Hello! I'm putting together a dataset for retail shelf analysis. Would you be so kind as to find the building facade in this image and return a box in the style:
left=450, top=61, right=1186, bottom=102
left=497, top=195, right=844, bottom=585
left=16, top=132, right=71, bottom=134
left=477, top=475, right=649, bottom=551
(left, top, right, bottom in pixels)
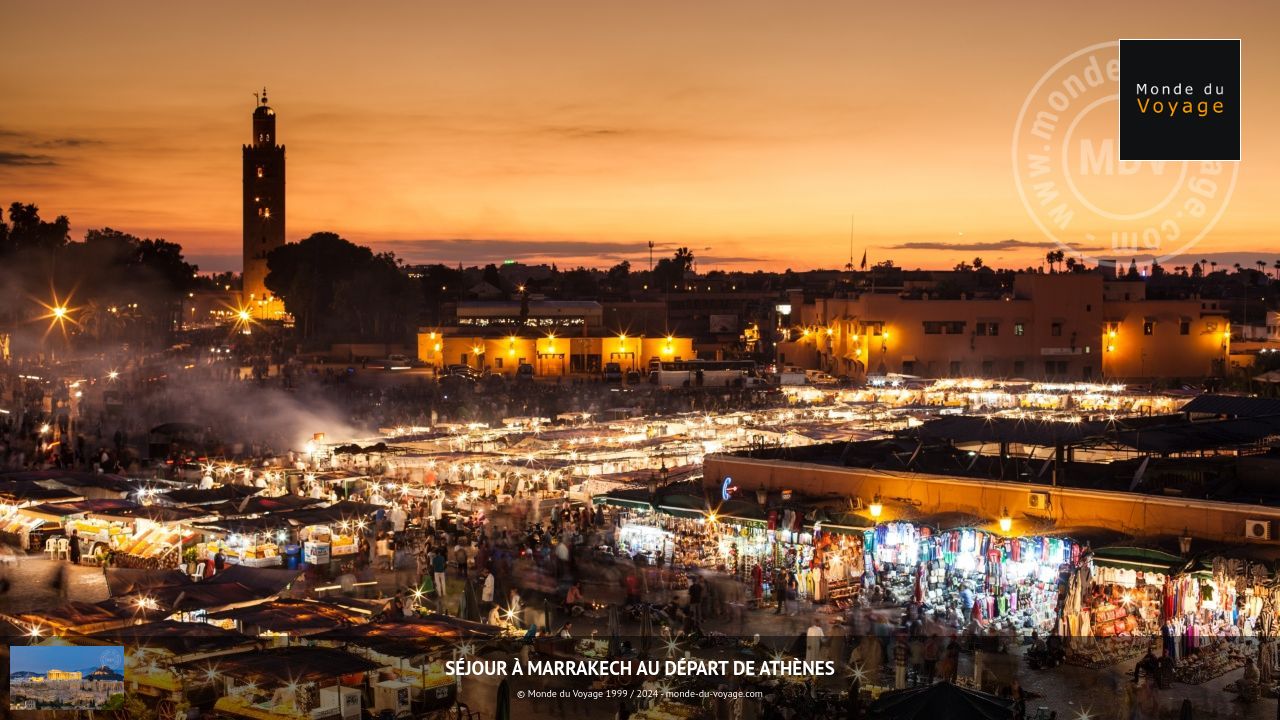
left=242, top=88, right=287, bottom=319
left=778, top=273, right=1229, bottom=381
left=419, top=300, right=694, bottom=376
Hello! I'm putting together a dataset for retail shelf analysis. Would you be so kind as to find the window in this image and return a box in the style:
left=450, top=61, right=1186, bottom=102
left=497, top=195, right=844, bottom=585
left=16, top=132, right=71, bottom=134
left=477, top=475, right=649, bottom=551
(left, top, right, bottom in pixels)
left=1051, top=322, right=1063, bottom=337
left=1143, top=321, right=1154, bottom=336
left=460, top=353, right=469, bottom=365
left=975, top=322, right=999, bottom=337
left=1082, top=365, right=1094, bottom=380
left=901, top=361, right=916, bottom=375
left=949, top=360, right=961, bottom=375
left=1179, top=319, right=1190, bottom=335
left=494, top=358, right=504, bottom=369
left=1085, top=304, right=1092, bottom=312
left=924, top=321, right=966, bottom=334
left=1014, top=323, right=1025, bottom=336
left=981, top=360, right=994, bottom=376
left=256, top=166, right=264, bottom=178
left=1013, top=360, right=1025, bottom=376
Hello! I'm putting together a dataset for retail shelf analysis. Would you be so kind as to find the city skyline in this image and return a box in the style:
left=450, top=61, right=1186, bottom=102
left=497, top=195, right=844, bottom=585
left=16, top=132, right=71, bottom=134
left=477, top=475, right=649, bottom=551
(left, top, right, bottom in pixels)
left=9, top=645, right=124, bottom=675
left=2, top=1, right=1279, bottom=274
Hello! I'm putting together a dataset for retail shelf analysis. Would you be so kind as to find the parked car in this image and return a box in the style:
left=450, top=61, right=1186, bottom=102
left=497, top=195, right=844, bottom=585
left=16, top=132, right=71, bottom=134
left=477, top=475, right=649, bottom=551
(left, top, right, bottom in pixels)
left=444, top=364, right=481, bottom=380
left=516, top=363, right=535, bottom=382
left=603, top=362, right=623, bottom=383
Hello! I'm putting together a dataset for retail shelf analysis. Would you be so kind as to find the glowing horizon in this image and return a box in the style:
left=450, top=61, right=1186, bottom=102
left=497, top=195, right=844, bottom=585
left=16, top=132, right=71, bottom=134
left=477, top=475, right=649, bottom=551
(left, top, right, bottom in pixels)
left=2, top=1, right=1277, bottom=273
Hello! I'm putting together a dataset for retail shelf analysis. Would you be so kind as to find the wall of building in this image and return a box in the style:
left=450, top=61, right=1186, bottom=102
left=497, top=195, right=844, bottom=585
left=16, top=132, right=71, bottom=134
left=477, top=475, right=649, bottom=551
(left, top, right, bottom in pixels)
left=1102, top=300, right=1228, bottom=378
left=786, top=274, right=1227, bottom=380
left=416, top=332, right=693, bottom=376
left=705, top=454, right=1280, bottom=544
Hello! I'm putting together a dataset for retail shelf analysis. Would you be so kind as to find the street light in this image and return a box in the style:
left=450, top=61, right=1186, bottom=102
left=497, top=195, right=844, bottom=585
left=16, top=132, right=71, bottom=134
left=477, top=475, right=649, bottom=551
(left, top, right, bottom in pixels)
left=868, top=493, right=883, bottom=519
left=999, top=508, right=1013, bottom=533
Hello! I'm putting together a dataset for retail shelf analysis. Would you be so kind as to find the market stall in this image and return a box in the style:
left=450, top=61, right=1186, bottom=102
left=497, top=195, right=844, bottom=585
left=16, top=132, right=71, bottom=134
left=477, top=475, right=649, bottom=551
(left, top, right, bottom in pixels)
left=179, top=646, right=379, bottom=720
left=863, top=522, right=1075, bottom=637
left=1058, top=546, right=1268, bottom=682
left=87, top=505, right=210, bottom=569
left=312, top=614, right=504, bottom=714
left=90, top=620, right=255, bottom=719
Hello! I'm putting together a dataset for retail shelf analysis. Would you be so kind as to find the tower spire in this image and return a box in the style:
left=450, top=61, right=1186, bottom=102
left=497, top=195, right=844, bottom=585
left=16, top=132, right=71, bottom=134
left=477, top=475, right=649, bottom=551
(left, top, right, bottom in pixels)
left=261, top=86, right=269, bottom=106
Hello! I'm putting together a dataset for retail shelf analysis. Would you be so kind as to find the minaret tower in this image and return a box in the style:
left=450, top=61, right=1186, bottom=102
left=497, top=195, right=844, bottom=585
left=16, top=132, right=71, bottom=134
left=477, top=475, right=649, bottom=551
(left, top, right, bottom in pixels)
left=242, top=87, right=286, bottom=317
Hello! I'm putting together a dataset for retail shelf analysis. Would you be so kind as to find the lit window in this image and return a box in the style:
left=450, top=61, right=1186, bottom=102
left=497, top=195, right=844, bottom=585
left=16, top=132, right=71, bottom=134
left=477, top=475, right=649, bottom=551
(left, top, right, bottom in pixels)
left=257, top=167, right=264, bottom=178
left=1014, top=323, right=1025, bottom=336
left=1143, top=321, right=1154, bottom=336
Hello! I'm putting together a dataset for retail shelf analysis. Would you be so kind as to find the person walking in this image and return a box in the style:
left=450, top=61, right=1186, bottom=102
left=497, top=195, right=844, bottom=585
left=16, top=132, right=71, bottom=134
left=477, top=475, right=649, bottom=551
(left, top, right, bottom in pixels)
left=432, top=548, right=449, bottom=600
left=67, top=530, right=81, bottom=565
left=481, top=568, right=496, bottom=612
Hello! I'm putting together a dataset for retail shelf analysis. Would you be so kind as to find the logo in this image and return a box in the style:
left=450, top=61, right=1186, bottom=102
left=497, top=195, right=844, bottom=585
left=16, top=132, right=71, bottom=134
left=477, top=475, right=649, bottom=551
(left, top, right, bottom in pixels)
left=721, top=476, right=735, bottom=501
left=1119, top=39, right=1240, bottom=161
left=1012, top=41, right=1237, bottom=266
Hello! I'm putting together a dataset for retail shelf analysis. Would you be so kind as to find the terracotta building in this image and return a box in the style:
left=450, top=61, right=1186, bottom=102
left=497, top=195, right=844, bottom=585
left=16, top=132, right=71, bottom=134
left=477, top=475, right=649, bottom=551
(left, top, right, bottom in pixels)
left=778, top=273, right=1229, bottom=381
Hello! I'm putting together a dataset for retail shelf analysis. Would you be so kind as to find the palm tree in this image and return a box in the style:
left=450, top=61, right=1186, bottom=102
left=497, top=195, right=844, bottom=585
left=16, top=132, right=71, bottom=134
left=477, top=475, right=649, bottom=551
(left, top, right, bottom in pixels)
left=1210, top=261, right=1218, bottom=273
left=1256, top=260, right=1267, bottom=274
left=1273, top=260, right=1280, bottom=280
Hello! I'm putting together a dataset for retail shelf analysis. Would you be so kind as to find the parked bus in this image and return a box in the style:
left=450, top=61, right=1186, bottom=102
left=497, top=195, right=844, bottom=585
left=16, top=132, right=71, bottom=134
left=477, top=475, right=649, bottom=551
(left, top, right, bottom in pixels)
left=648, top=359, right=763, bottom=388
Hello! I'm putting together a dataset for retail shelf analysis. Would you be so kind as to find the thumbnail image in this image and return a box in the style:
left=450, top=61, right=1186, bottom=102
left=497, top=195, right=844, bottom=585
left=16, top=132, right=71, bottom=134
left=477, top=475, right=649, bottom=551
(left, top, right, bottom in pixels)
left=8, top=645, right=126, bottom=711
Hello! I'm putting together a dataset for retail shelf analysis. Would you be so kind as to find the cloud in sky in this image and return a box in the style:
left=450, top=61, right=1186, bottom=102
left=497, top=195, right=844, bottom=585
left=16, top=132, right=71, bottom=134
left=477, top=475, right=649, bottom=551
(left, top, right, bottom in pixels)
left=0, top=151, right=57, bottom=166
left=884, top=238, right=1110, bottom=254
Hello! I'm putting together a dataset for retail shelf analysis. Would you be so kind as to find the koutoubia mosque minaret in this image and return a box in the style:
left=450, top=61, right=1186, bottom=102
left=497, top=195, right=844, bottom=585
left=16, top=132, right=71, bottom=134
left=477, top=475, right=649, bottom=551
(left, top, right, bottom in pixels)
left=241, top=87, right=286, bottom=318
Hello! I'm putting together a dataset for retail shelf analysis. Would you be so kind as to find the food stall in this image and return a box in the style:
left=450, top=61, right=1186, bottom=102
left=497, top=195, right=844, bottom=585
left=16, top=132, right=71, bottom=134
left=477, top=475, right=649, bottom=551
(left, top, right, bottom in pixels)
left=312, top=614, right=504, bottom=714
left=0, top=482, right=83, bottom=550
left=16, top=499, right=144, bottom=561
left=181, top=646, right=379, bottom=720
left=89, top=620, right=256, bottom=720
left=86, top=505, right=210, bottom=569
left=299, top=522, right=360, bottom=566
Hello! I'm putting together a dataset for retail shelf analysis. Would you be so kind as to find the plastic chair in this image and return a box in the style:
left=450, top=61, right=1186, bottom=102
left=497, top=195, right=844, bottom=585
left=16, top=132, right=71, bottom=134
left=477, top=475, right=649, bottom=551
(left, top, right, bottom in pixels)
left=55, top=537, right=69, bottom=560
left=192, top=563, right=206, bottom=580
left=44, top=537, right=58, bottom=560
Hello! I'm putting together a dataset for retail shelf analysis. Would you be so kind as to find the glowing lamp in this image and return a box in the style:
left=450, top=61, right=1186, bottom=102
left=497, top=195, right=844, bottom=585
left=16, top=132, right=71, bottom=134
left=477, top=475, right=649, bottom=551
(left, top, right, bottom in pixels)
left=998, top=508, right=1012, bottom=533
left=868, top=494, right=883, bottom=519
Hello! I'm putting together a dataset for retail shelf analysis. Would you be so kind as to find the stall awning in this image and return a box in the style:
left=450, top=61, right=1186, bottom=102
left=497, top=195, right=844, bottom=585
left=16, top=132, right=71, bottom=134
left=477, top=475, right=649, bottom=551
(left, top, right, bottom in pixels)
left=175, top=646, right=381, bottom=685
left=205, top=598, right=367, bottom=634
left=21, top=499, right=139, bottom=521
left=593, top=494, right=653, bottom=511
left=1090, top=546, right=1182, bottom=572
left=312, top=614, right=502, bottom=659
left=158, top=485, right=258, bottom=506
left=90, top=620, right=253, bottom=655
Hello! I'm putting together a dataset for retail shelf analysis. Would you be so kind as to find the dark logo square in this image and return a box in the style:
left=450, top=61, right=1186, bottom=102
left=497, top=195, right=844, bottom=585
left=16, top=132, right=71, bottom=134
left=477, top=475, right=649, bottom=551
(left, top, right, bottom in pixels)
left=1119, top=39, right=1240, bottom=161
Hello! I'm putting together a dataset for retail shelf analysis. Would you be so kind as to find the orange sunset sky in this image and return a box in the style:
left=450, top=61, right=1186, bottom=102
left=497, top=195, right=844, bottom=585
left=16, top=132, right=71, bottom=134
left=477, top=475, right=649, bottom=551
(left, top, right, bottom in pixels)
left=1, top=1, right=1276, bottom=273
